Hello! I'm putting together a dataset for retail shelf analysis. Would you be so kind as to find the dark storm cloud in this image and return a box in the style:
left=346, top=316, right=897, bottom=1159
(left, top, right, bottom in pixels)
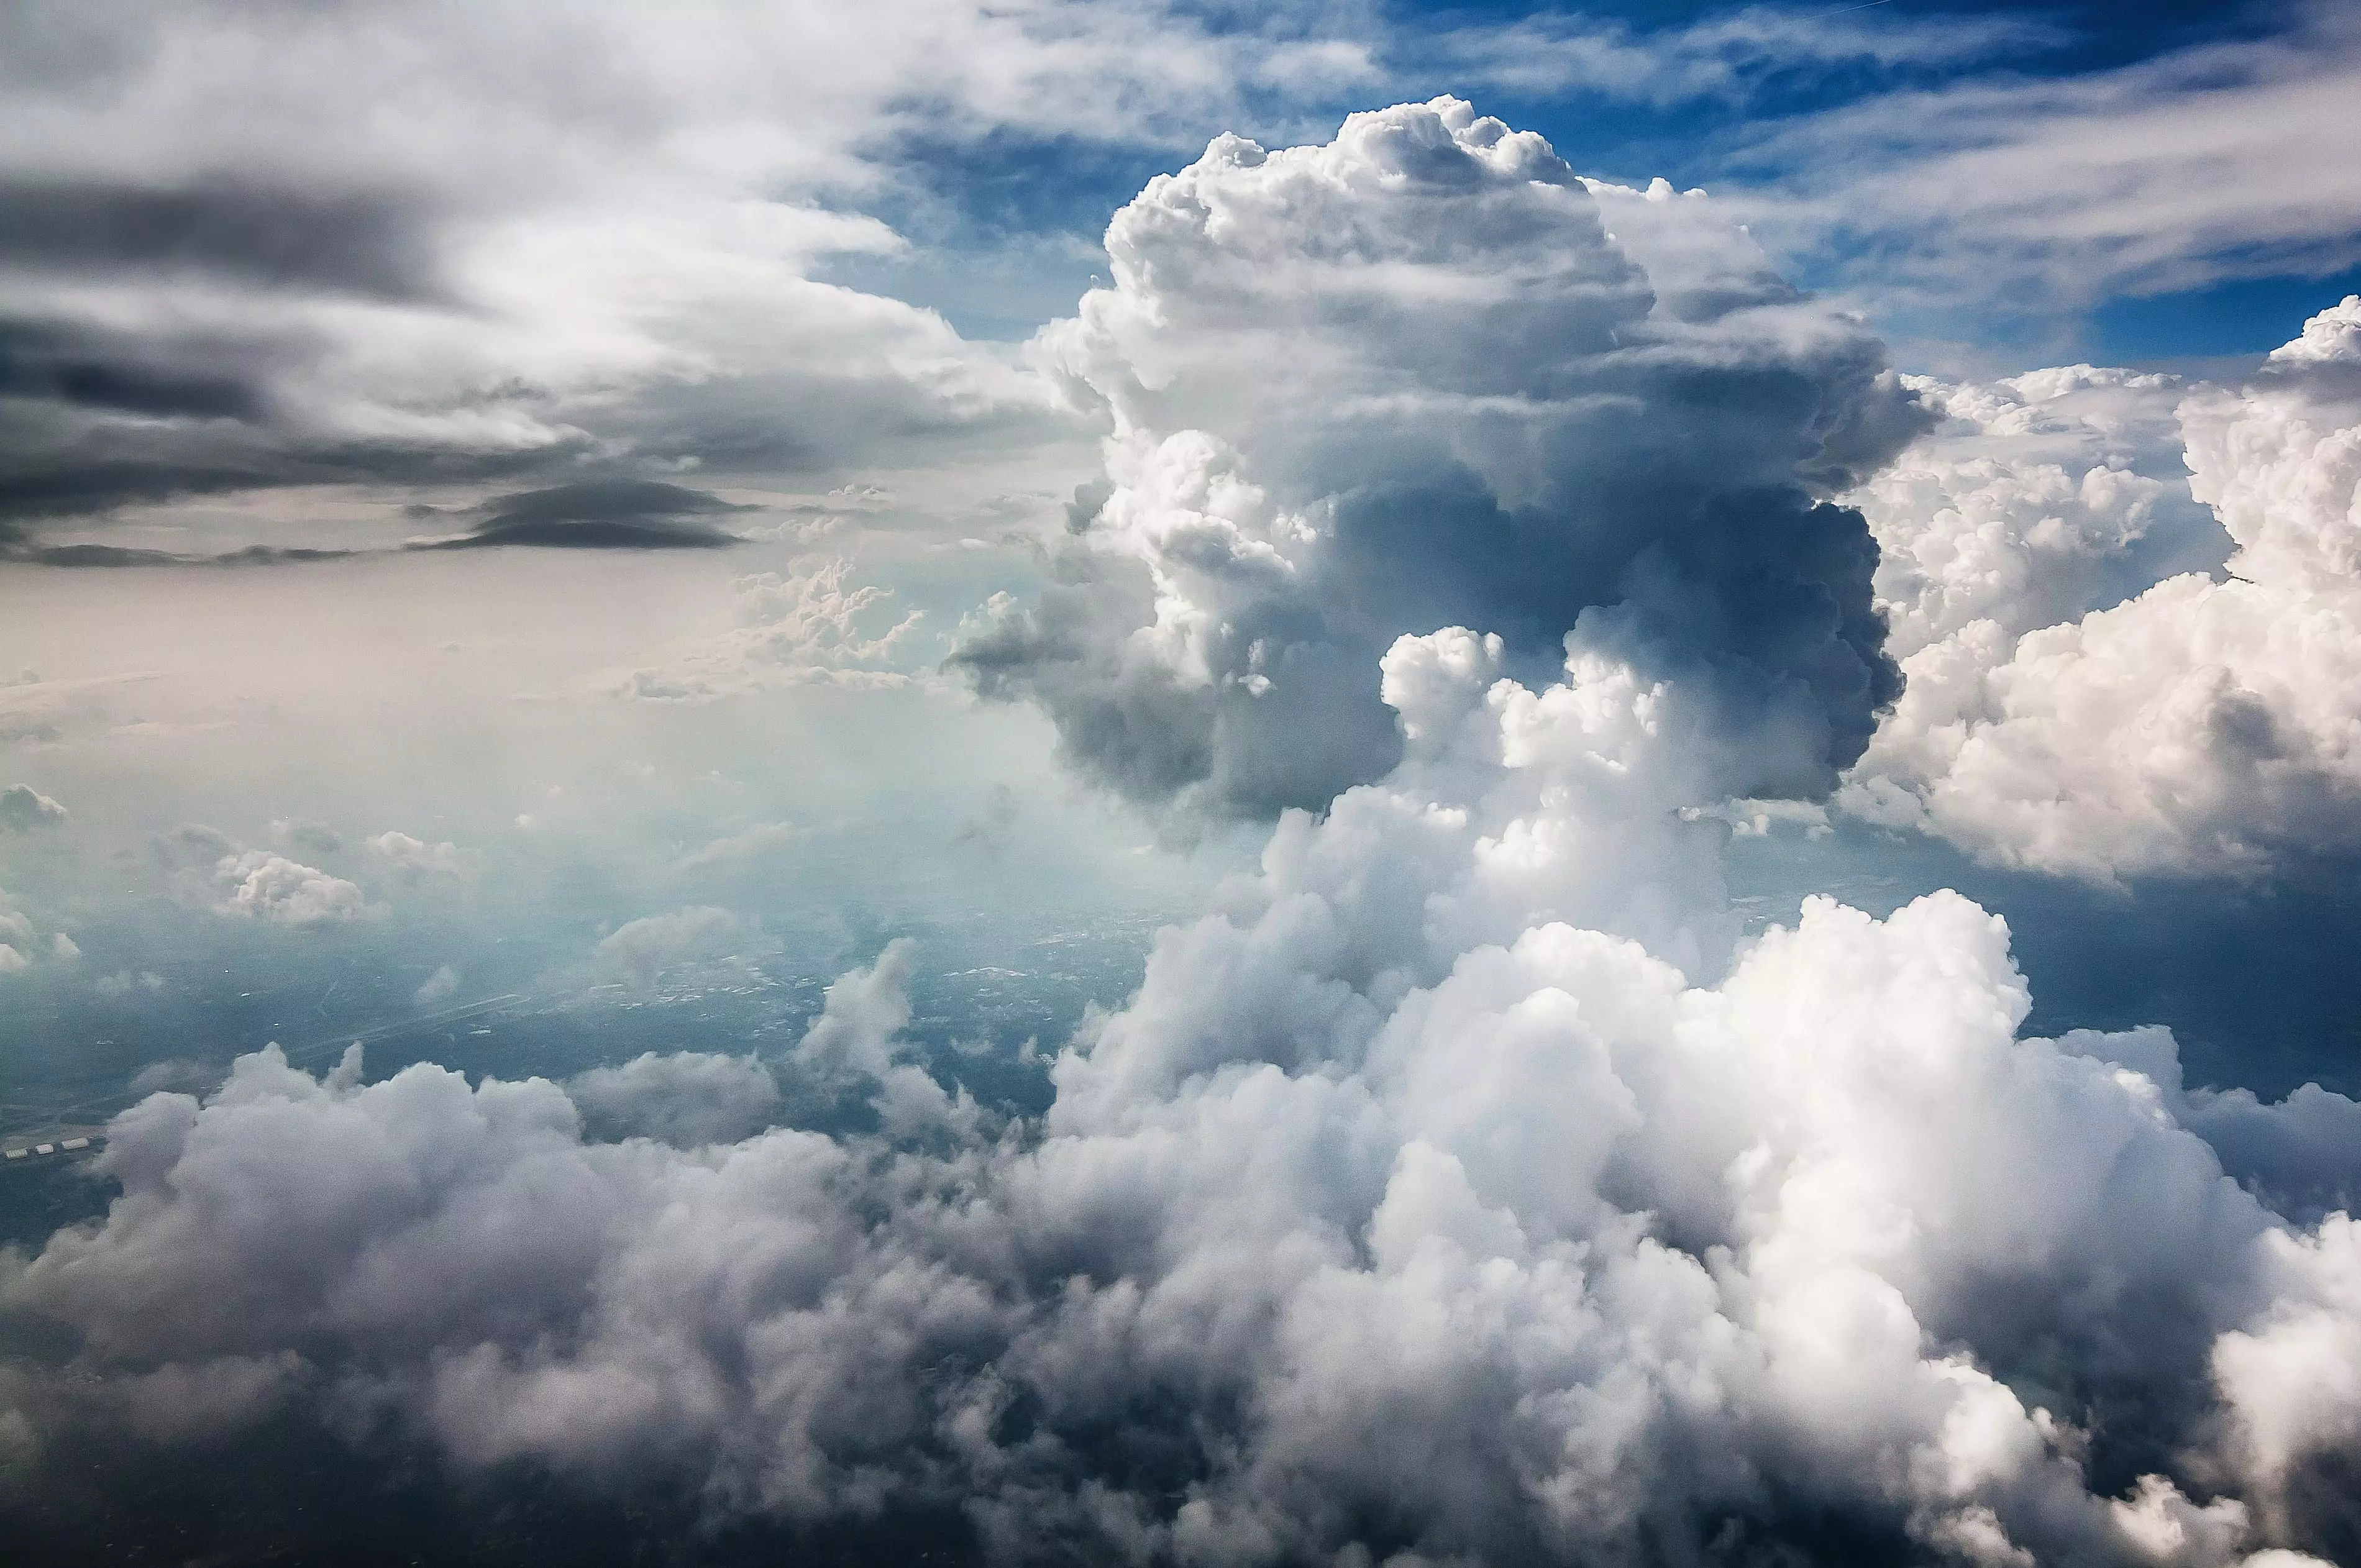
left=0, top=178, right=443, bottom=301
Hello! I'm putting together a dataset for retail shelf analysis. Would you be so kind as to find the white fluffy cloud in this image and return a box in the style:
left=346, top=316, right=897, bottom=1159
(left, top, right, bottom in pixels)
left=1845, top=298, right=2361, bottom=882
left=956, top=98, right=1916, bottom=821
left=367, top=830, right=470, bottom=883
left=9, top=609, right=2359, bottom=1563
left=212, top=850, right=369, bottom=926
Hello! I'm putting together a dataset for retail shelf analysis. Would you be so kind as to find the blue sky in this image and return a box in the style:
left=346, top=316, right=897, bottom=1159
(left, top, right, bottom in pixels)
left=829, top=1, right=2361, bottom=364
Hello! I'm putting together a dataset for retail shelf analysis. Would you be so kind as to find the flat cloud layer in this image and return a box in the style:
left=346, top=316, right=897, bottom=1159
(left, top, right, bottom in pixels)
left=954, top=99, right=1917, bottom=821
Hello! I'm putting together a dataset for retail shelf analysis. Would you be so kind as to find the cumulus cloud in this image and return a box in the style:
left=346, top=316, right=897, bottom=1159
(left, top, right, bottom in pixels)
left=9, top=77, right=2361, bottom=1568
left=214, top=850, right=369, bottom=926
left=366, top=830, right=471, bottom=883
left=567, top=1052, right=781, bottom=1148
left=1847, top=299, right=2361, bottom=882
left=953, top=99, right=1916, bottom=821
left=791, top=938, right=918, bottom=1082
left=9, top=605, right=2360, bottom=1564
left=95, top=969, right=165, bottom=998
left=0, top=783, right=66, bottom=831
left=0, top=900, right=81, bottom=975
left=1851, top=364, right=2227, bottom=662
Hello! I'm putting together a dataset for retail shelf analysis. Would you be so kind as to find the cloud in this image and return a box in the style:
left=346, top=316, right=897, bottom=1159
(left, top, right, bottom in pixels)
left=791, top=939, right=917, bottom=1082
left=0, top=900, right=80, bottom=977
left=214, top=850, right=369, bottom=926
left=0, top=178, right=442, bottom=301
left=365, top=830, right=471, bottom=883
left=270, top=818, right=342, bottom=857
left=0, top=0, right=1373, bottom=545
left=1845, top=298, right=2361, bottom=882
left=623, top=561, right=923, bottom=702
left=407, top=480, right=752, bottom=552
left=412, top=964, right=459, bottom=1008
left=10, top=604, right=2361, bottom=1563
left=674, top=821, right=806, bottom=873
left=567, top=1051, right=781, bottom=1148
left=952, top=99, right=1917, bottom=821
left=150, top=822, right=239, bottom=872
left=96, top=969, right=165, bottom=998
left=593, top=906, right=742, bottom=987
left=0, top=784, right=65, bottom=831
left=1435, top=3, right=2058, bottom=107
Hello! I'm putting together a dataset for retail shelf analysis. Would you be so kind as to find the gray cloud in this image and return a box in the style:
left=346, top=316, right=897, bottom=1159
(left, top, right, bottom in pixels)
left=411, top=480, right=752, bottom=551
left=0, top=178, right=442, bottom=301
left=567, top=1051, right=781, bottom=1148
left=0, top=784, right=66, bottom=832
left=0, top=0, right=1331, bottom=550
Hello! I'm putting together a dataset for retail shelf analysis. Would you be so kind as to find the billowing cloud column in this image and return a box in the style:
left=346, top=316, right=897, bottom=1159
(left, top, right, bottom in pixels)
left=956, top=99, right=1917, bottom=822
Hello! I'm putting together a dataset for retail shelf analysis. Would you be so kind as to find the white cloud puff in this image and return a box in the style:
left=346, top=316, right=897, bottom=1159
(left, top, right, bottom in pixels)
left=367, top=831, right=471, bottom=883
left=212, top=850, right=369, bottom=926
left=1844, top=298, right=2361, bottom=882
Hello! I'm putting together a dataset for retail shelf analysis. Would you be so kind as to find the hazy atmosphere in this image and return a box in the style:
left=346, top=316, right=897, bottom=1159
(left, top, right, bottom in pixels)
left=4, top=2, right=2361, bottom=1564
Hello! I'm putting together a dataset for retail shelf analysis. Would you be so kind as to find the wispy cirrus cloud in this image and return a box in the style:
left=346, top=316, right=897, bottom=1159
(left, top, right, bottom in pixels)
left=1725, top=0, right=2361, bottom=317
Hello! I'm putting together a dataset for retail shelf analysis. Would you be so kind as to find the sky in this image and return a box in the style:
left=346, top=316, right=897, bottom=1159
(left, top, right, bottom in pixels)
left=3, top=2, right=2361, bottom=1564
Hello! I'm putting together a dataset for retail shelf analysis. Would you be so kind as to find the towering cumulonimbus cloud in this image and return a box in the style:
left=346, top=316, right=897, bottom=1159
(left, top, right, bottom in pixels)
left=953, top=98, right=1919, bottom=821
left=8, top=106, right=2361, bottom=1568
left=1845, top=298, right=2361, bottom=882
